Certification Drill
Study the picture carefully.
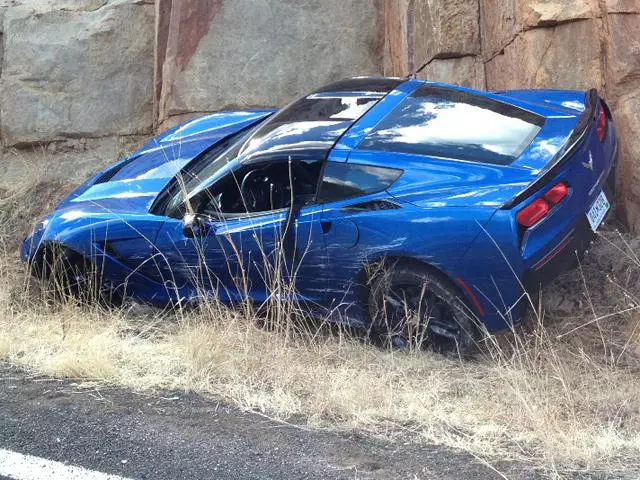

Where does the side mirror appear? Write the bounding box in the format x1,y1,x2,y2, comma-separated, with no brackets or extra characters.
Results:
182,214,207,238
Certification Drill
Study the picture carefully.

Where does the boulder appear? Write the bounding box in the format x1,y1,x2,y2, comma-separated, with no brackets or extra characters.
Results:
519,0,596,27
417,56,486,90
0,1,18,23
0,137,121,190
0,1,22,76
485,19,603,91
604,0,640,13
479,0,518,60
612,92,640,232
1,0,155,146
480,0,598,59
605,13,640,100
413,0,480,68
383,0,411,76
156,0,384,124
602,12,640,232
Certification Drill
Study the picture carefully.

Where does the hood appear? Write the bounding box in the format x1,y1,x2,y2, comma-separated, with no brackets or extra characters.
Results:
60,177,170,215
55,109,275,214
136,109,276,154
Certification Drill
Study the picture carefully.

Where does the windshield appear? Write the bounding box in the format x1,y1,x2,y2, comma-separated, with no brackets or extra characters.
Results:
153,126,257,217
152,80,401,218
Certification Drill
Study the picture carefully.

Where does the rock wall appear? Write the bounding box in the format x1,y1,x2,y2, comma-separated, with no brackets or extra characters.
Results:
383,0,640,231
0,0,156,186
1,0,640,230
0,0,384,186
155,0,384,129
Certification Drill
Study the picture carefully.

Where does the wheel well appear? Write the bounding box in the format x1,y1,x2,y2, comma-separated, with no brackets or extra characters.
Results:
353,255,476,318
30,242,86,280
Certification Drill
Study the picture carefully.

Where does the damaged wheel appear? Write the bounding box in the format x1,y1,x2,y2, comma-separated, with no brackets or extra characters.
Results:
368,265,479,357
33,245,112,305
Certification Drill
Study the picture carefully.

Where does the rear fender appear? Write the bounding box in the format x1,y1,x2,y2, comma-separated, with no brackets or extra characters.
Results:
456,210,528,332
321,197,496,325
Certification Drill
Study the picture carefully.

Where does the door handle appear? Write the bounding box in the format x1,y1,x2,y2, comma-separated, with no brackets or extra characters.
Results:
321,221,332,234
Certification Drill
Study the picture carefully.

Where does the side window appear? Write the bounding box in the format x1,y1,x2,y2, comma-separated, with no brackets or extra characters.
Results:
319,162,402,203
196,160,323,217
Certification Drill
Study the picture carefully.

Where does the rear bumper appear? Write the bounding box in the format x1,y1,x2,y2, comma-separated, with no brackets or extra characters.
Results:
523,147,617,293
523,216,594,292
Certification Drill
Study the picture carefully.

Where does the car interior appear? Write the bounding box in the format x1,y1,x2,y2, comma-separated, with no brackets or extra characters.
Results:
196,160,323,217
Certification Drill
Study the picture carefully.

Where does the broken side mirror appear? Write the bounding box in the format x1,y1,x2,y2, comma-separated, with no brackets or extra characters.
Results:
182,214,208,238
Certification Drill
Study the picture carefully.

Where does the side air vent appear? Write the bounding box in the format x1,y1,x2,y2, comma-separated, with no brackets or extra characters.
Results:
99,241,138,271
95,156,139,184
341,199,402,213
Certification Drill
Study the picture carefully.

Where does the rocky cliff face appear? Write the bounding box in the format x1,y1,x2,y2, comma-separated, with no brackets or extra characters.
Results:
1,0,640,230
0,0,156,186
155,0,384,129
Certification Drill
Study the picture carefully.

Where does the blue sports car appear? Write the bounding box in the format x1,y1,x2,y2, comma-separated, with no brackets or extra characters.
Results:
21,77,618,354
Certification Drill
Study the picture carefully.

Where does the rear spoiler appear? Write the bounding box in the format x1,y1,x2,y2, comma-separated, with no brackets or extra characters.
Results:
501,89,599,210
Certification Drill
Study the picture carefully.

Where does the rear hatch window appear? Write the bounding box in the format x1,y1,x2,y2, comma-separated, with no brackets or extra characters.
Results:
357,85,545,165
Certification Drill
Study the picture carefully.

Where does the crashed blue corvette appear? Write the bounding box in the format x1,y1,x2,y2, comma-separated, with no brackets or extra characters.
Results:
22,77,618,354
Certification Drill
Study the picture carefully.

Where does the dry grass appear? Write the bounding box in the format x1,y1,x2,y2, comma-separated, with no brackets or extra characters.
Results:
1,178,640,476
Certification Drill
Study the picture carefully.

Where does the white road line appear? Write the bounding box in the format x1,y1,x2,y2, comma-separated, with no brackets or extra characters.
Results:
0,449,134,480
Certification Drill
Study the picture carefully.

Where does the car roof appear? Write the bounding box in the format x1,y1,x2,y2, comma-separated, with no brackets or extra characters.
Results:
235,76,407,165
312,76,407,94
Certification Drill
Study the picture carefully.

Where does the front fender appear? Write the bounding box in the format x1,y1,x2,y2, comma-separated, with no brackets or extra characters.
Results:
21,210,165,266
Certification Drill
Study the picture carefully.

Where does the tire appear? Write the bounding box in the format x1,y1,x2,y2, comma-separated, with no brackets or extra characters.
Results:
35,245,112,305
368,264,480,357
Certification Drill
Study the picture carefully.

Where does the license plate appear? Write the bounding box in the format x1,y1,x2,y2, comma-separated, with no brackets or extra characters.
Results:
586,190,610,231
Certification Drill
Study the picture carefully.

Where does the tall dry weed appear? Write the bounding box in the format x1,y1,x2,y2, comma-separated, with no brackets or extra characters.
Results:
1,167,639,475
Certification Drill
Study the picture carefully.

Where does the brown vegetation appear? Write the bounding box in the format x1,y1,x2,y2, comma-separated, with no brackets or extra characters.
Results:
1,177,639,476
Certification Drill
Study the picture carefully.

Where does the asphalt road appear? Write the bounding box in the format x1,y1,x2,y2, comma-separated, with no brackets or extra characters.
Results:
0,366,625,479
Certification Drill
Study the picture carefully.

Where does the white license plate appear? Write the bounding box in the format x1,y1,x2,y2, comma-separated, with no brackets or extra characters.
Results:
586,190,610,231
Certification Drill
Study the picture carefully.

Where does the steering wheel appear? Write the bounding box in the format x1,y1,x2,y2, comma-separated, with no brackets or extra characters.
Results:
240,169,268,212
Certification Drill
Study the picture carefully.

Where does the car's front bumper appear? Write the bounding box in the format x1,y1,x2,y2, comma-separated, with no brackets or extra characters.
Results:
20,218,50,263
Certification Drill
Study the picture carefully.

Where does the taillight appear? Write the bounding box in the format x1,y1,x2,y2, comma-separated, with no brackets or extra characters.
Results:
597,106,607,142
516,199,550,227
516,182,569,228
543,182,568,204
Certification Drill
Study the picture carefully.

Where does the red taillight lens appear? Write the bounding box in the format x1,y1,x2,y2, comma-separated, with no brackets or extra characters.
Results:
597,106,607,142
544,182,569,204
516,198,550,227
517,182,570,228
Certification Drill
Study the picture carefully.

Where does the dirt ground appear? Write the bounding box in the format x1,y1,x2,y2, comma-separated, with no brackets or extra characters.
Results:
0,365,551,480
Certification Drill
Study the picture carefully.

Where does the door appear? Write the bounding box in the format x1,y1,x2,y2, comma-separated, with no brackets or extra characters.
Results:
286,203,328,305
210,204,328,306
207,209,289,304
150,157,329,307
149,216,239,303
150,206,327,306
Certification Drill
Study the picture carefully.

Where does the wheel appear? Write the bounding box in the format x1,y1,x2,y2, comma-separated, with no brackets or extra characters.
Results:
34,245,113,305
368,264,479,357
